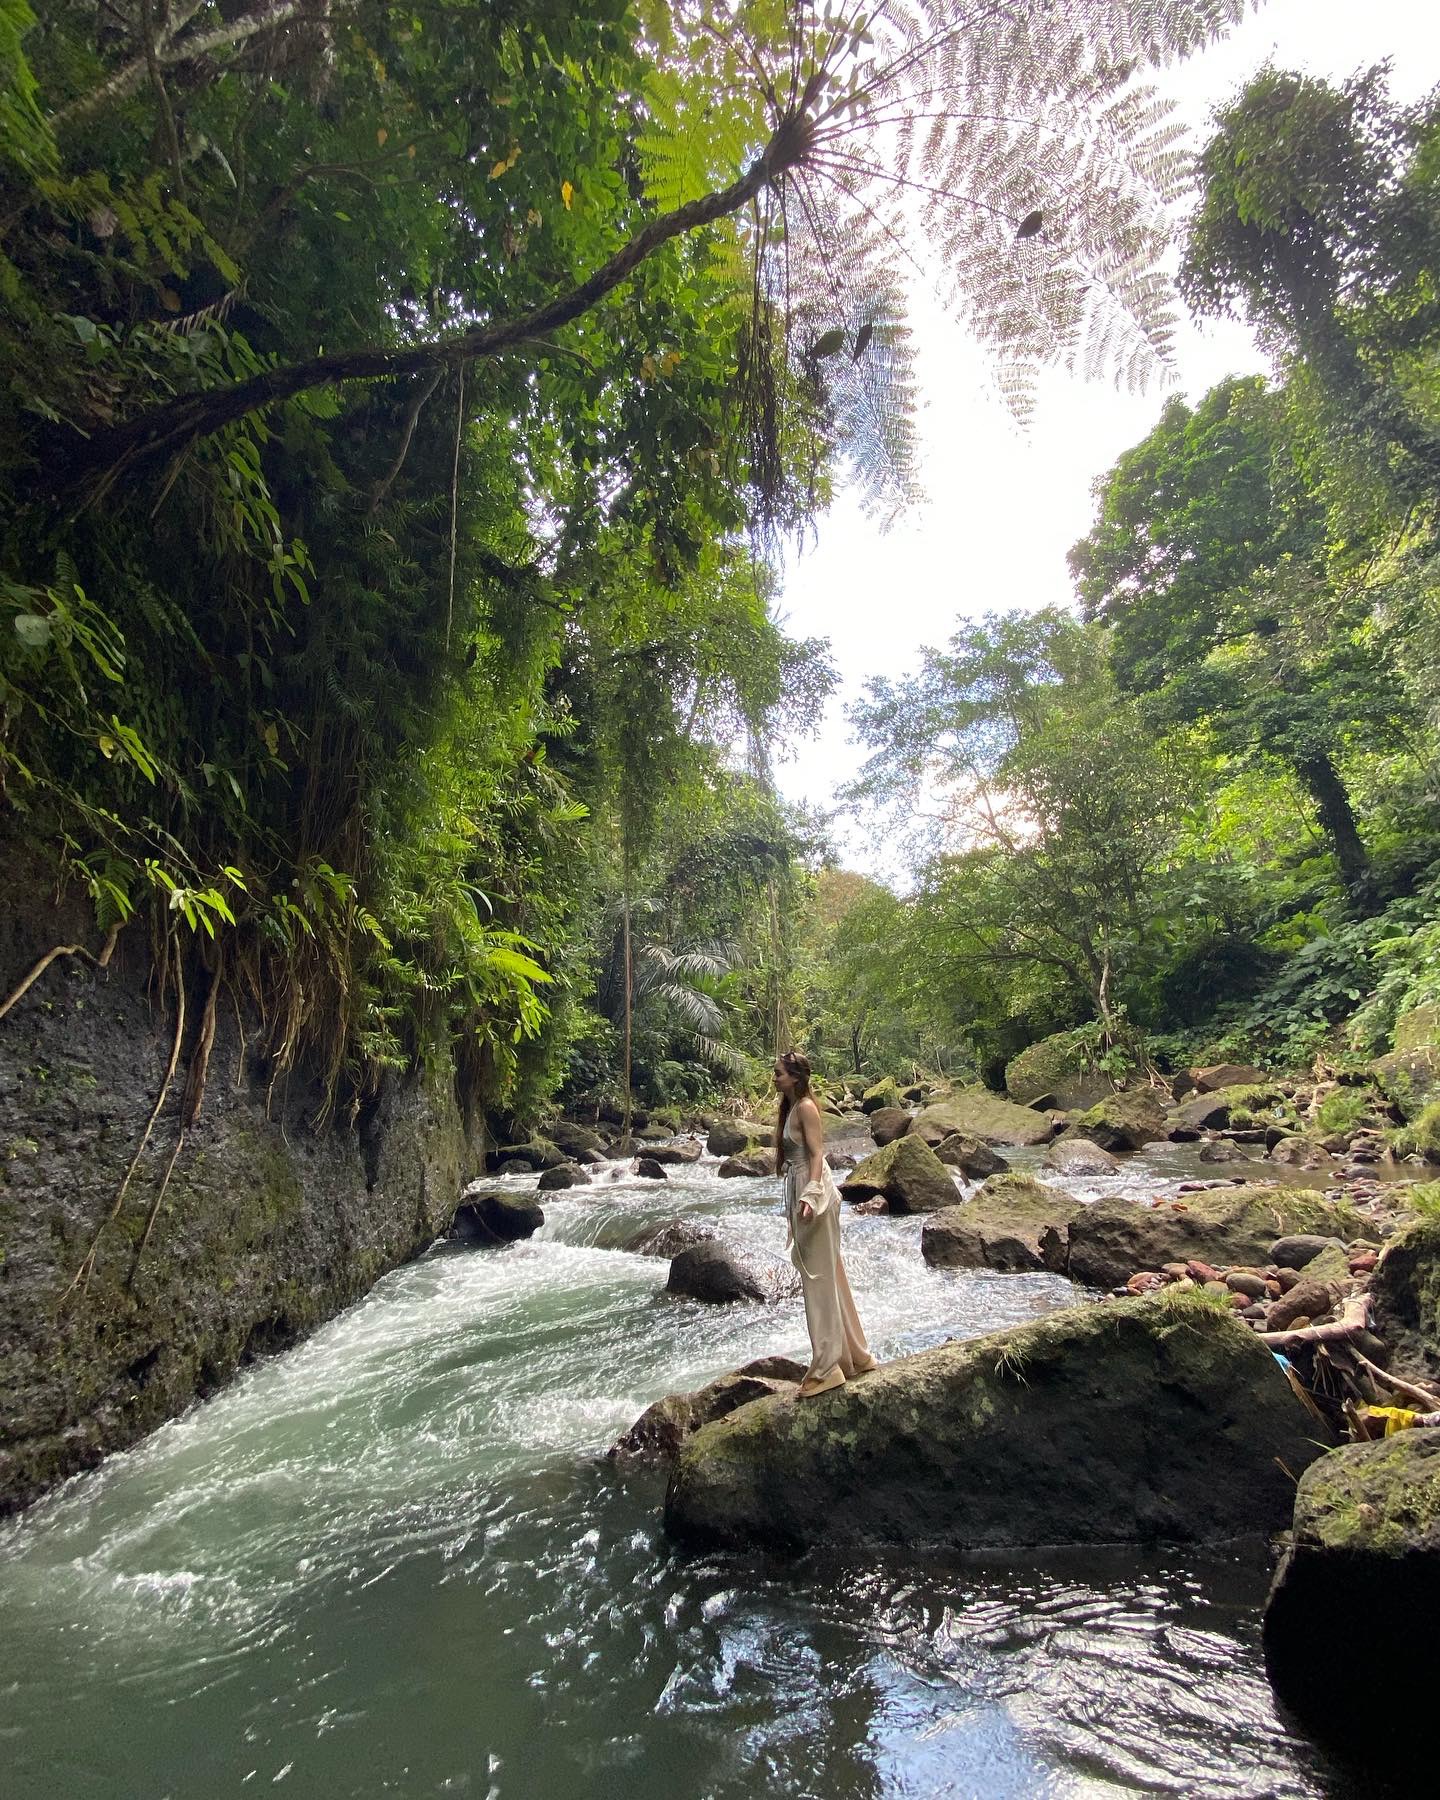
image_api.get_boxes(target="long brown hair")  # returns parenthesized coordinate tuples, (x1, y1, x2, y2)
(774, 1048, 812, 1159)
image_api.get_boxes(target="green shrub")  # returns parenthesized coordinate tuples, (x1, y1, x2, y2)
(1408, 1181, 1440, 1219)
(1314, 1087, 1375, 1135)
(1390, 1101, 1440, 1159)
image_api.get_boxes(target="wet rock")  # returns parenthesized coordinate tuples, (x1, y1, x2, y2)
(641, 1139, 704, 1165)
(609, 1357, 807, 1466)
(1198, 1138, 1250, 1164)
(1268, 1136, 1334, 1170)
(868, 1106, 911, 1147)
(537, 1162, 590, 1191)
(920, 1174, 1077, 1273)
(450, 1192, 544, 1243)
(1043, 1137, 1120, 1176)
(1070, 1089, 1168, 1152)
(664, 1293, 1325, 1555)
(705, 1119, 769, 1158)
(1225, 1271, 1269, 1301)
(717, 1149, 777, 1178)
(1270, 1233, 1345, 1271)
(490, 1136, 567, 1172)
(1264, 1431, 1440, 1772)
(860, 1077, 902, 1114)
(1370, 1215, 1440, 1382)
(911, 1090, 1055, 1148)
(933, 1132, 1009, 1177)
(625, 1219, 717, 1259)
(1065, 1186, 1359, 1292)
(574, 1147, 607, 1166)
(665, 1241, 795, 1305)
(838, 1134, 959, 1213)
(825, 1150, 857, 1172)
(635, 1158, 668, 1180)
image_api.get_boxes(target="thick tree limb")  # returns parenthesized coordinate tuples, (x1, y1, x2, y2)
(46, 112, 812, 491)
(1260, 1291, 1371, 1353)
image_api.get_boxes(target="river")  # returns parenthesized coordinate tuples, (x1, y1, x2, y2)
(0, 1143, 1374, 1798)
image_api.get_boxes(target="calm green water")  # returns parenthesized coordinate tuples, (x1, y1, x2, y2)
(0, 1149, 1368, 1798)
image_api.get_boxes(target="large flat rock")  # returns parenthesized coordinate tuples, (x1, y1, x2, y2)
(664, 1293, 1324, 1555)
(911, 1090, 1055, 1148)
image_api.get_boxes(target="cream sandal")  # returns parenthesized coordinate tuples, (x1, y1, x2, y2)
(796, 1367, 846, 1399)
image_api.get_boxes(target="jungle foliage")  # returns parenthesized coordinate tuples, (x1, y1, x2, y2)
(819, 65, 1440, 1084)
(1, 2, 1255, 1128)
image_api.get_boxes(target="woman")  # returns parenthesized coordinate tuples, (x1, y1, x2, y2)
(774, 1049, 877, 1398)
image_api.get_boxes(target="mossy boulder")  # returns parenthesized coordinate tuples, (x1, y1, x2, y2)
(1370, 1215, 1440, 1382)
(490, 1135, 566, 1172)
(838, 1133, 959, 1213)
(608, 1357, 806, 1466)
(716, 1149, 777, 1178)
(1264, 1431, 1440, 1771)
(1395, 1002, 1440, 1053)
(545, 1119, 608, 1158)
(705, 1119, 769, 1158)
(911, 1089, 1055, 1148)
(1065, 1185, 1361, 1290)
(1004, 1032, 1112, 1111)
(920, 1174, 1078, 1273)
(664, 1292, 1325, 1555)
(860, 1076, 902, 1114)
(1069, 1089, 1168, 1152)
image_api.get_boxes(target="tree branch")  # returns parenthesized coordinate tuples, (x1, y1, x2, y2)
(45, 114, 810, 493)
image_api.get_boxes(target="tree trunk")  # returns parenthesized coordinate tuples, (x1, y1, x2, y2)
(1293, 751, 1371, 898)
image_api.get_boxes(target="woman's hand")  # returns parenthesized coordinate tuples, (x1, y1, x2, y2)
(799, 1199, 814, 1222)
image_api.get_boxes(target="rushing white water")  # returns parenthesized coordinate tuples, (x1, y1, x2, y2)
(0, 1144, 1373, 1798)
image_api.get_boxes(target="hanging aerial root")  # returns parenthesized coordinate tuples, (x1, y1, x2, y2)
(63, 963, 186, 1299)
(0, 923, 122, 1022)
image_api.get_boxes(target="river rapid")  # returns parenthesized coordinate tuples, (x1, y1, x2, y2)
(0, 1143, 1373, 1799)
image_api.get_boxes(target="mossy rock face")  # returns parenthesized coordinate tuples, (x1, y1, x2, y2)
(0, 844, 469, 1514)
(1264, 1431, 1440, 1768)
(1368, 1045, 1440, 1121)
(921, 1175, 1078, 1272)
(1395, 1002, 1440, 1053)
(839, 1133, 958, 1213)
(860, 1077, 902, 1115)
(1070, 1089, 1168, 1152)
(664, 1292, 1325, 1555)
(912, 1089, 1055, 1149)
(1066, 1185, 1361, 1290)
(1371, 1215, 1440, 1382)
(1004, 1033, 1112, 1111)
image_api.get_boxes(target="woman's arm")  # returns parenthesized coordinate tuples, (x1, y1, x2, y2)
(796, 1098, 826, 1216)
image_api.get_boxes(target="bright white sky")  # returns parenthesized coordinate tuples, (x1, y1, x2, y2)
(773, 0, 1440, 857)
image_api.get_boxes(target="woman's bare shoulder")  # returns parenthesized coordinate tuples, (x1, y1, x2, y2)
(794, 1094, 823, 1126)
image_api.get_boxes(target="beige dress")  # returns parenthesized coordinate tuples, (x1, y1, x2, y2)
(782, 1109, 876, 1385)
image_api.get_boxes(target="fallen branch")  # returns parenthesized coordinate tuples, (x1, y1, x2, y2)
(1349, 1349, 1440, 1413)
(0, 923, 122, 1021)
(1259, 1292, 1371, 1353)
